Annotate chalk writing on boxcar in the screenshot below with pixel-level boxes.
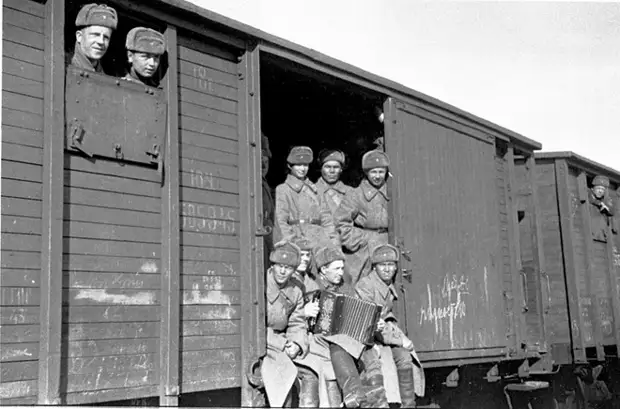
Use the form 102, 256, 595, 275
181, 203, 236, 234
419, 273, 470, 348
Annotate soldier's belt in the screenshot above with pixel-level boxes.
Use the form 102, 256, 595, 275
356, 225, 388, 234
289, 218, 321, 226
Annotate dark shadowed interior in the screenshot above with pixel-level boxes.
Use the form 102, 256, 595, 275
260, 53, 386, 188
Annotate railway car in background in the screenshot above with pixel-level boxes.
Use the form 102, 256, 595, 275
516, 151, 620, 406
1, 0, 562, 407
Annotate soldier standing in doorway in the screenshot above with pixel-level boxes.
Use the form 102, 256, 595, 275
123, 27, 166, 87
261, 133, 276, 272
316, 149, 353, 217
334, 150, 390, 284
356, 244, 424, 408
274, 146, 339, 249
71, 3, 118, 73
589, 175, 616, 241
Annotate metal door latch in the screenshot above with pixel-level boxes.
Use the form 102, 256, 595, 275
67, 119, 93, 157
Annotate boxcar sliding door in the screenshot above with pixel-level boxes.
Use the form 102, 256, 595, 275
384, 98, 510, 364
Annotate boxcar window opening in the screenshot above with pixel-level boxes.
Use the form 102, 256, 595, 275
260, 54, 386, 189
65, 0, 167, 83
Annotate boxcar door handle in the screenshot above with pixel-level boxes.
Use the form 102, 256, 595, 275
542, 271, 551, 314
519, 270, 529, 313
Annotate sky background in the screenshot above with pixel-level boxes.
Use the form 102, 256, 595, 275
188, 0, 619, 171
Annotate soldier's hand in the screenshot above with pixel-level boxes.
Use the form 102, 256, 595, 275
304, 301, 320, 318
376, 318, 386, 332
601, 203, 609, 212
403, 338, 414, 351
284, 342, 301, 359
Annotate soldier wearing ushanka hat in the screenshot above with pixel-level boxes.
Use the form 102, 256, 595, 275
260, 240, 309, 407
71, 4, 118, 73
274, 146, 339, 253
334, 150, 391, 285
123, 27, 166, 86
589, 174, 616, 241
356, 243, 425, 408
316, 149, 354, 217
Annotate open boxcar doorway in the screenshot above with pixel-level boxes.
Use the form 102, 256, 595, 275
259, 53, 386, 191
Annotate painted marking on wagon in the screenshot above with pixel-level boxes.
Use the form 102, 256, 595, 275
0, 380, 34, 399
182, 202, 236, 234
189, 169, 219, 190
8, 310, 27, 324
419, 273, 470, 348
140, 261, 158, 273
200, 276, 224, 290
192, 65, 214, 93
613, 246, 620, 267
1, 347, 33, 360
183, 284, 231, 305
75, 289, 156, 305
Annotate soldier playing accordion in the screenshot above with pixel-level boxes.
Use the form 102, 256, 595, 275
295, 245, 389, 408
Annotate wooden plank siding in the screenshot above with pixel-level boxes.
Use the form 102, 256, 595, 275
177, 35, 242, 394
1, 0, 45, 403
62, 155, 161, 403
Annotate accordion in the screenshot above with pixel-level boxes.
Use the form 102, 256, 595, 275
305, 290, 382, 345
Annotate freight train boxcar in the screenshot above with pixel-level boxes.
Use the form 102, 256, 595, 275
516, 152, 620, 366
1, 0, 544, 406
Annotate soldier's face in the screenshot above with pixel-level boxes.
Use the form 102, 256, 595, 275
367, 167, 388, 188
375, 261, 397, 283
261, 152, 270, 177
290, 164, 309, 179
128, 51, 161, 78
593, 186, 607, 199
321, 260, 345, 285
297, 251, 311, 272
76, 26, 112, 61
321, 161, 342, 184
273, 264, 295, 286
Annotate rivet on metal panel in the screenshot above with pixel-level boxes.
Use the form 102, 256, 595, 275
249, 91, 255, 96
250, 192, 254, 198
238, 73, 245, 80
253, 300, 258, 305
75, 99, 79, 103
114, 143, 124, 160
250, 142, 257, 147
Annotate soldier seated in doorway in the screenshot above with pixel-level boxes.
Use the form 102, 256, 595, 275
355, 244, 424, 408
296, 245, 389, 408
260, 241, 309, 407
71, 3, 118, 73
123, 27, 166, 87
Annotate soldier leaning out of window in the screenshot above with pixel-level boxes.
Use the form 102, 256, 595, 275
590, 175, 615, 217
71, 3, 118, 73
123, 28, 167, 87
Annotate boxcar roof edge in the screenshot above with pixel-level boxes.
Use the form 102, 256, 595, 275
151, 0, 542, 151
536, 151, 620, 182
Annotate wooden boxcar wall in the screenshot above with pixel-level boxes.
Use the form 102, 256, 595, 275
1, 0, 46, 404
176, 34, 242, 393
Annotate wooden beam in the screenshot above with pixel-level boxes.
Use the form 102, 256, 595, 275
554, 159, 587, 363
577, 171, 605, 360
38, 0, 65, 404
159, 25, 181, 407
237, 41, 265, 407
505, 146, 527, 355
526, 154, 550, 352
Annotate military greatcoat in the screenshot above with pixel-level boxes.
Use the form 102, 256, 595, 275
262, 268, 309, 407
334, 179, 389, 284
355, 270, 425, 400
274, 175, 339, 248
589, 190, 616, 241
295, 275, 368, 407
316, 178, 354, 218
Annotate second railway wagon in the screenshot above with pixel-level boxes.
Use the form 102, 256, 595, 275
1, 0, 547, 406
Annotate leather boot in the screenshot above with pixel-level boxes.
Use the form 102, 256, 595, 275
361, 373, 388, 408
297, 366, 320, 408
397, 367, 416, 408
330, 344, 364, 407
326, 380, 342, 408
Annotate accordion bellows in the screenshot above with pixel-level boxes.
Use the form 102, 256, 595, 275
307, 291, 382, 345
